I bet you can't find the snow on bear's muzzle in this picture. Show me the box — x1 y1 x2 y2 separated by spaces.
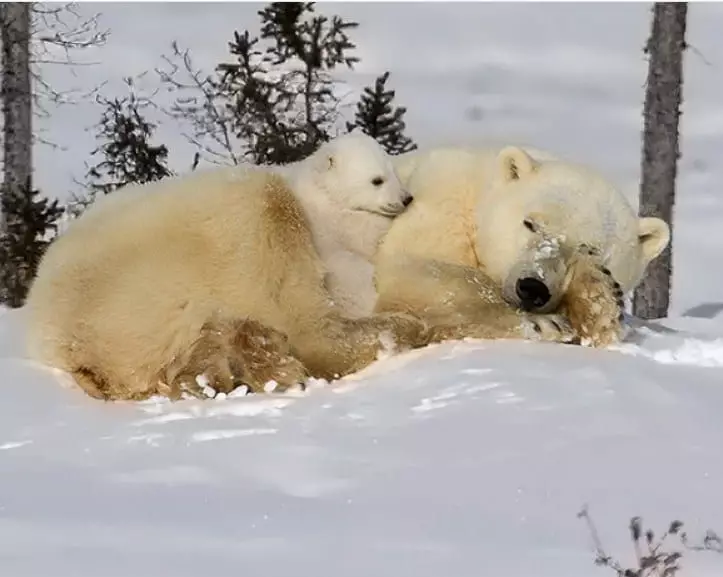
503 236 569 314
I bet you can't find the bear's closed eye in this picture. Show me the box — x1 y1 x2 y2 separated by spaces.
371 177 385 187
523 218 538 233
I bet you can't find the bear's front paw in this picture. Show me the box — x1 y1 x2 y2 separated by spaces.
522 313 579 344
561 246 625 348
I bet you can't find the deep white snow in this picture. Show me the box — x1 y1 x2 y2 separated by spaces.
4 308 723 577
6 3 723 577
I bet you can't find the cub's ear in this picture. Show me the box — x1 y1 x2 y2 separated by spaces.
638 216 670 264
496 146 538 182
305 148 336 173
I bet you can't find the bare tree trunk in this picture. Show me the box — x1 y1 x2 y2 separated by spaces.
1 2 32 206
632 2 687 320
1 2 33 307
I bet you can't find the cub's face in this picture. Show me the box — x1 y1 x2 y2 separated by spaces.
320 133 413 218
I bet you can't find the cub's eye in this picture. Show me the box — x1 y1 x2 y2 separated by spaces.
371 176 385 187
523 218 538 233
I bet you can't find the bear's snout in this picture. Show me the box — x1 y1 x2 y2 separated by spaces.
515 277 551 311
402 193 413 207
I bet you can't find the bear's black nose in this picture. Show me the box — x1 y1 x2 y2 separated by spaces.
402 194 413 207
515 277 551 311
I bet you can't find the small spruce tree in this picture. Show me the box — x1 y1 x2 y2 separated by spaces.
85 78 172 200
214 1 360 164
0 180 64 307
347 71 417 156
160 2 363 166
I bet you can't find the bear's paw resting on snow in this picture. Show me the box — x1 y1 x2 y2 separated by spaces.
376 144 668 347
25 133 427 401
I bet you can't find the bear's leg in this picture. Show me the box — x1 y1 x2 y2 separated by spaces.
162 316 309 399
558 245 626 347
290 311 431 380
70 365 160 402
425 307 579 345
71 366 117 401
374 256 577 345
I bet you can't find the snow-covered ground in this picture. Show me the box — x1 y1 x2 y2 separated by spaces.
4 310 723 577
6 4 723 577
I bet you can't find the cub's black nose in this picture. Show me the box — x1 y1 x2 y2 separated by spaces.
515 277 551 310
402 194 413 207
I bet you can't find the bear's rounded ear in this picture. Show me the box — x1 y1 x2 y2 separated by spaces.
638 216 670 264
496 146 538 182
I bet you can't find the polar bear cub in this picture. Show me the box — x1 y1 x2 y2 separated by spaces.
25 133 424 401
279 132 413 318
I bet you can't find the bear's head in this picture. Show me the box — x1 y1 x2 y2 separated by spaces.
475 146 670 314
305 132 413 218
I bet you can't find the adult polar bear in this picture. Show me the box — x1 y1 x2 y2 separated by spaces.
27 133 576 402
375 145 670 347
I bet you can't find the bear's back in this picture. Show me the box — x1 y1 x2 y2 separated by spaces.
26 166 320 368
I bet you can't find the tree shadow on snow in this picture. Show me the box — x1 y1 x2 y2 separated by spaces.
682 302 723 320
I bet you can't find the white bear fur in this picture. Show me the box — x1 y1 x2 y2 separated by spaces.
25 133 417 399
379 145 669 314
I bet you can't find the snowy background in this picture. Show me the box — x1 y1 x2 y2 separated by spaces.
6 2 723 576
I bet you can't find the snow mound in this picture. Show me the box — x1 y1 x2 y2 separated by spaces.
614 316 723 367
2 307 723 576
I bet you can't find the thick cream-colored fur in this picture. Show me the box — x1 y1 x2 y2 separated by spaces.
25 135 424 401
375 145 666 347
